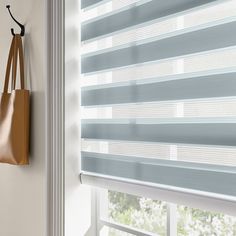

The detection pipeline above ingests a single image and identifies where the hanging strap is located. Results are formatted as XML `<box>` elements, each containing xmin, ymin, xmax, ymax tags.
<box><xmin>15</xmin><ymin>35</ymin><xmax>25</xmax><ymax>90</ymax></box>
<box><xmin>4</xmin><ymin>36</ymin><xmax>16</xmax><ymax>93</ymax></box>
<box><xmin>4</xmin><ymin>34</ymin><xmax>25</xmax><ymax>93</ymax></box>
<box><xmin>12</xmin><ymin>35</ymin><xmax>18</xmax><ymax>90</ymax></box>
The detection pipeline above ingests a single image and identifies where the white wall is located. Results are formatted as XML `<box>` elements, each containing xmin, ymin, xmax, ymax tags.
<box><xmin>0</xmin><ymin>1</ymin><xmax>46</xmax><ymax>236</ymax></box>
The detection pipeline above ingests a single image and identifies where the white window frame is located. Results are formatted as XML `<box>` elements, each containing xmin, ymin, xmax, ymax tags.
<box><xmin>84</xmin><ymin>175</ymin><xmax>236</xmax><ymax>236</ymax></box>
<box><xmin>46</xmin><ymin>0</ymin><xmax>65</xmax><ymax>236</ymax></box>
<box><xmin>82</xmin><ymin>173</ymin><xmax>236</xmax><ymax>233</ymax></box>
<box><xmin>64</xmin><ymin>0</ymin><xmax>236</xmax><ymax>236</ymax></box>
<box><xmin>96</xmin><ymin>188</ymin><xmax>176</xmax><ymax>236</ymax></box>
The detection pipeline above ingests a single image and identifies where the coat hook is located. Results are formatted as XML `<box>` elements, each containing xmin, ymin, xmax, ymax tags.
<box><xmin>6</xmin><ymin>5</ymin><xmax>25</xmax><ymax>36</ymax></box>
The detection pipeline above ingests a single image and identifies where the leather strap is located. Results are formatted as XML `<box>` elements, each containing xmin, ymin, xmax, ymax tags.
<box><xmin>17</xmin><ymin>36</ymin><xmax>25</xmax><ymax>89</ymax></box>
<box><xmin>4</xmin><ymin>34</ymin><xmax>25</xmax><ymax>93</ymax></box>
<box><xmin>12</xmin><ymin>35</ymin><xmax>18</xmax><ymax>90</ymax></box>
<box><xmin>4</xmin><ymin>36</ymin><xmax>16</xmax><ymax>93</ymax></box>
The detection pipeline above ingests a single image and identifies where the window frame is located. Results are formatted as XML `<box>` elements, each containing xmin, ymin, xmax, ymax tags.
<box><xmin>87</xmin><ymin>178</ymin><xmax>236</xmax><ymax>235</ymax></box>
<box><xmin>82</xmin><ymin>173</ymin><xmax>236</xmax><ymax>220</ymax></box>
<box><xmin>80</xmin><ymin>1</ymin><xmax>236</xmax><ymax>235</ymax></box>
<box><xmin>46</xmin><ymin>0</ymin><xmax>64</xmax><ymax>236</ymax></box>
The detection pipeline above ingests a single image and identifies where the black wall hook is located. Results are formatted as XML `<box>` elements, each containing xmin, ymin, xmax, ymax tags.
<box><xmin>6</xmin><ymin>5</ymin><xmax>25</xmax><ymax>36</ymax></box>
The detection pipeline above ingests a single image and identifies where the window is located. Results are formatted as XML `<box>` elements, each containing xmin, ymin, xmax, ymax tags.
<box><xmin>80</xmin><ymin>0</ymin><xmax>236</xmax><ymax>235</ymax></box>
<box><xmin>100</xmin><ymin>190</ymin><xmax>236</xmax><ymax>236</ymax></box>
<box><xmin>102</xmin><ymin>190</ymin><xmax>167</xmax><ymax>235</ymax></box>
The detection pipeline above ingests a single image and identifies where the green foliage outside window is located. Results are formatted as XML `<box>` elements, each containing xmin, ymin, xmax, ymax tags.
<box><xmin>108</xmin><ymin>191</ymin><xmax>236</xmax><ymax>236</ymax></box>
<box><xmin>177</xmin><ymin>206</ymin><xmax>236</xmax><ymax>236</ymax></box>
<box><xmin>108</xmin><ymin>191</ymin><xmax>167</xmax><ymax>235</ymax></box>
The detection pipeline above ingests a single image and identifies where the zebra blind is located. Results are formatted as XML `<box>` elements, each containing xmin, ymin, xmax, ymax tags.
<box><xmin>80</xmin><ymin>0</ymin><xmax>236</xmax><ymax>198</ymax></box>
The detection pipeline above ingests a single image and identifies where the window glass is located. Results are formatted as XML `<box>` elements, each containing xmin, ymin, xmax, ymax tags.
<box><xmin>106</xmin><ymin>190</ymin><xmax>236</xmax><ymax>236</ymax></box>
<box><xmin>108</xmin><ymin>191</ymin><xmax>167</xmax><ymax>235</ymax></box>
<box><xmin>177</xmin><ymin>205</ymin><xmax>236</xmax><ymax>236</ymax></box>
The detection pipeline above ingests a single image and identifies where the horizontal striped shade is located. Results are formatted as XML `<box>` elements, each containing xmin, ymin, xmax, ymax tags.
<box><xmin>80</xmin><ymin>0</ymin><xmax>236</xmax><ymax>198</ymax></box>
<box><xmin>82</xmin><ymin>118</ymin><xmax>236</xmax><ymax>146</ymax></box>
<box><xmin>81</xmin><ymin>0</ymin><xmax>109</xmax><ymax>9</ymax></box>
<box><xmin>82</xmin><ymin>0</ymin><xmax>219</xmax><ymax>41</ymax></box>
<box><xmin>82</xmin><ymin>152</ymin><xmax>236</xmax><ymax>196</ymax></box>
<box><xmin>82</xmin><ymin>19</ymin><xmax>236</xmax><ymax>73</ymax></box>
<box><xmin>82</xmin><ymin>69</ymin><xmax>236</xmax><ymax>106</ymax></box>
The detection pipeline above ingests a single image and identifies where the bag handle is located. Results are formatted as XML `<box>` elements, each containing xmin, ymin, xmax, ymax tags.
<box><xmin>4</xmin><ymin>36</ymin><xmax>15</xmax><ymax>93</ymax></box>
<box><xmin>14</xmin><ymin>35</ymin><xmax>25</xmax><ymax>90</ymax></box>
<box><xmin>12</xmin><ymin>34</ymin><xmax>18</xmax><ymax>90</ymax></box>
<box><xmin>4</xmin><ymin>34</ymin><xmax>25</xmax><ymax>93</ymax></box>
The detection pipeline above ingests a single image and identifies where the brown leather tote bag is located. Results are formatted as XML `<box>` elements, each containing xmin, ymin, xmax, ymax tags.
<box><xmin>0</xmin><ymin>35</ymin><xmax>30</xmax><ymax>165</ymax></box>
